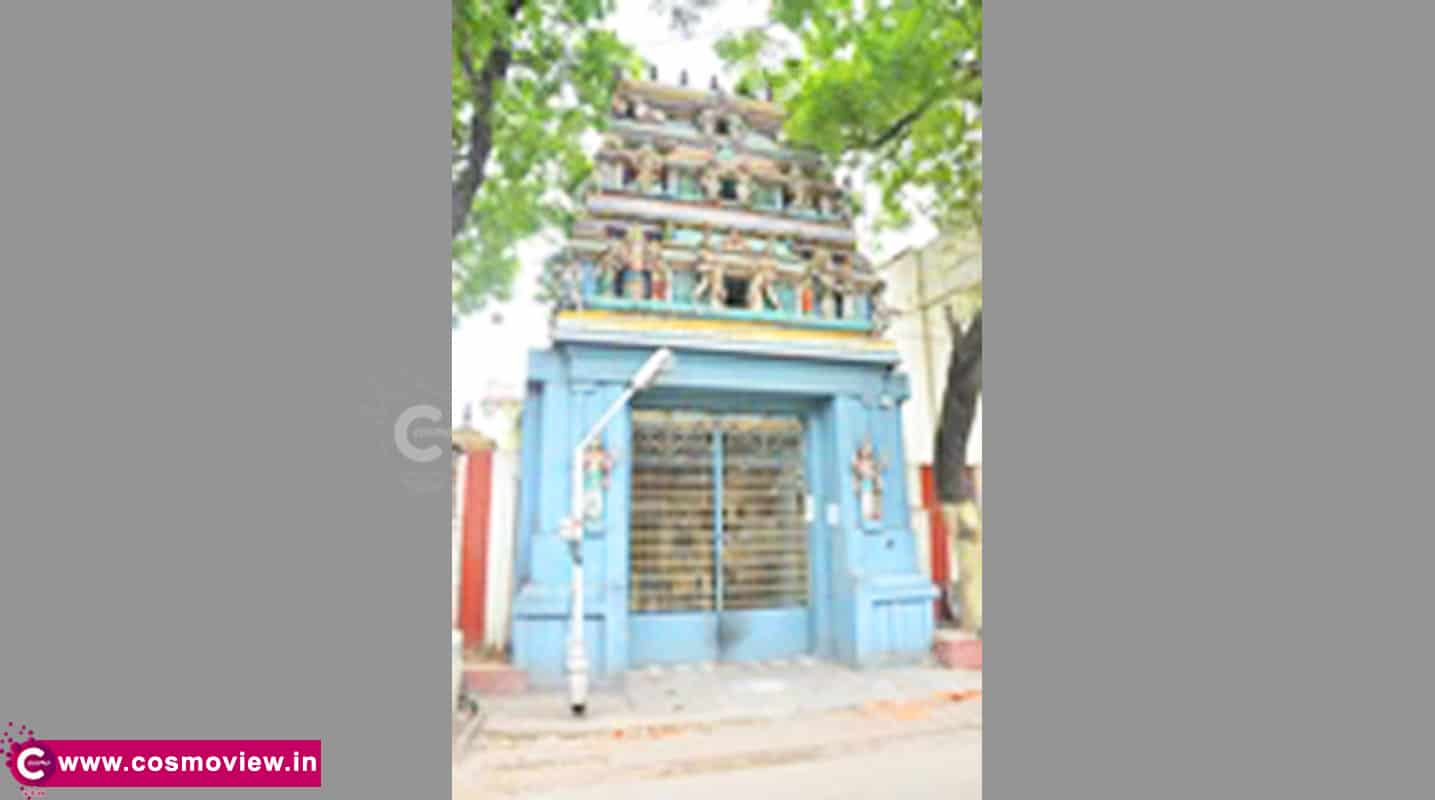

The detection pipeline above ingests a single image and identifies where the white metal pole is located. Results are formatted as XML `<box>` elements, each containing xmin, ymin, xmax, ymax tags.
<box><xmin>564</xmin><ymin>348</ymin><xmax>671</xmax><ymax>716</ymax></box>
<box><xmin>566</xmin><ymin>449</ymin><xmax>589</xmax><ymax>714</ymax></box>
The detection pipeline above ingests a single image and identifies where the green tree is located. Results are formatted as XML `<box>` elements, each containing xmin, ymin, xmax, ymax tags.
<box><xmin>718</xmin><ymin>0</ymin><xmax>981</xmax><ymax>231</ymax></box>
<box><xmin>719</xmin><ymin>0</ymin><xmax>983</xmax><ymax>504</ymax></box>
<box><xmin>452</xmin><ymin>0</ymin><xmax>639</xmax><ymax>318</ymax></box>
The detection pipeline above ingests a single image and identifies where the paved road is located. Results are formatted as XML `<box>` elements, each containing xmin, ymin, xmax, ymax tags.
<box><xmin>525</xmin><ymin>734</ymin><xmax>980</xmax><ymax>800</ymax></box>
<box><xmin>456</xmin><ymin>698</ymin><xmax>981</xmax><ymax>799</ymax></box>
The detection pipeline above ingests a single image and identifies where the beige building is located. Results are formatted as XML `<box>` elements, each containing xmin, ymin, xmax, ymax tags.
<box><xmin>879</xmin><ymin>232</ymin><xmax>982</xmax><ymax>581</ymax></box>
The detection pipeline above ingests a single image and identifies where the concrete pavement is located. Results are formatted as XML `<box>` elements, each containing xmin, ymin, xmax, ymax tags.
<box><xmin>521</xmin><ymin>731</ymin><xmax>980</xmax><ymax>800</ymax></box>
<box><xmin>455</xmin><ymin>684</ymin><xmax>982</xmax><ymax>799</ymax></box>
<box><xmin>479</xmin><ymin>657</ymin><xmax>982</xmax><ymax>737</ymax></box>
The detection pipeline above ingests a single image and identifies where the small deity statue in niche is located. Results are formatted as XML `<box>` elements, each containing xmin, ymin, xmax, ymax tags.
<box><xmin>644</xmin><ymin>230</ymin><xmax>670</xmax><ymax>301</ymax></box>
<box><xmin>807</xmin><ymin>246</ymin><xmax>831</xmax><ymax>275</ymax></box>
<box><xmin>633</xmin><ymin>144</ymin><xmax>663</xmax><ymax>195</ymax></box>
<box><xmin>692</xmin><ymin>230</ymin><xmax>728</xmax><ymax>308</ymax></box>
<box><xmin>789</xmin><ymin>179</ymin><xmax>812</xmax><ymax>212</ymax></box>
<box><xmin>594</xmin><ymin>241</ymin><xmax>622</xmax><ymax>297</ymax></box>
<box><xmin>806</xmin><ymin>248</ymin><xmax>842</xmax><ymax>318</ymax></box>
<box><xmin>696</xmin><ymin>106</ymin><xmax>720</xmax><ymax>138</ymax></box>
<box><xmin>581</xmin><ymin>441</ymin><xmax>617</xmax><ymax>523</ymax></box>
<box><xmin>833</xmin><ymin>255</ymin><xmax>859</xmax><ymax>297</ymax></box>
<box><xmin>618</xmin><ymin>226</ymin><xmax>653</xmax><ymax>299</ymax></box>
<box><xmin>869</xmin><ymin>280</ymin><xmax>895</xmax><ymax>334</ymax></box>
<box><xmin>621</xmin><ymin>226</ymin><xmax>648</xmax><ymax>273</ymax></box>
<box><xmin>800</xmin><ymin>248</ymin><xmax>829</xmax><ymax>315</ymax></box>
<box><xmin>851</xmin><ymin>439</ymin><xmax>885</xmax><ymax>522</ymax></box>
<box><xmin>747</xmin><ymin>240</ymin><xmax>783</xmax><ymax>311</ymax></box>
<box><xmin>649</xmin><ymin>256</ymin><xmax>671</xmax><ymax>302</ymax></box>
<box><xmin>559</xmin><ymin>257</ymin><xmax>584</xmax><ymax>310</ymax></box>
<box><xmin>799</xmin><ymin>274</ymin><xmax>816</xmax><ymax>314</ymax></box>
<box><xmin>610</xmin><ymin>92</ymin><xmax>633</xmax><ymax>117</ymax></box>
<box><xmin>734</xmin><ymin>169</ymin><xmax>753</xmax><ymax>206</ymax></box>
<box><xmin>595</xmin><ymin>158</ymin><xmax>623</xmax><ymax>191</ymax></box>
<box><xmin>724</xmin><ymin>113</ymin><xmax>747</xmax><ymax>139</ymax></box>
<box><xmin>819</xmin><ymin>282</ymin><xmax>839</xmax><ymax>319</ymax></box>
<box><xmin>699</xmin><ymin>161</ymin><xmax>722</xmax><ymax>200</ymax></box>
<box><xmin>633</xmin><ymin>98</ymin><xmax>666</xmax><ymax>123</ymax></box>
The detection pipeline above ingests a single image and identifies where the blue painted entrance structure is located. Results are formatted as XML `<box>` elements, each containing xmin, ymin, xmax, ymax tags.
<box><xmin>509</xmin><ymin>77</ymin><xmax>936</xmax><ymax>686</ymax></box>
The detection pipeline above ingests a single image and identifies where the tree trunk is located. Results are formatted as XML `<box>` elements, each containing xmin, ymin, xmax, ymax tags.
<box><xmin>935</xmin><ymin>309</ymin><xmax>981</xmax><ymax>631</ymax></box>
<box><xmin>933</xmin><ymin>310</ymin><xmax>981</xmax><ymax>504</ymax></box>
<box><xmin>451</xmin><ymin>0</ymin><xmax>521</xmax><ymax>239</ymax></box>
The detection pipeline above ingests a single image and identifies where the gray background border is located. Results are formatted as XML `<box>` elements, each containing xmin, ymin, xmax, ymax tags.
<box><xmin>0</xmin><ymin>2</ymin><xmax>451</xmax><ymax>798</ymax></box>
<box><xmin>3</xmin><ymin>0</ymin><xmax>1432</xmax><ymax>798</ymax></box>
<box><xmin>988</xmin><ymin>1</ymin><xmax>1432</xmax><ymax>797</ymax></box>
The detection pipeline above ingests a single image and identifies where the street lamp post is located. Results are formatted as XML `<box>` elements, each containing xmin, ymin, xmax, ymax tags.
<box><xmin>561</xmin><ymin>347</ymin><xmax>674</xmax><ymax>716</ymax></box>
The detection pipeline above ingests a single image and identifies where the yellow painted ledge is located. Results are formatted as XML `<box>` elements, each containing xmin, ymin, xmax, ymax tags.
<box><xmin>557</xmin><ymin>310</ymin><xmax>898</xmax><ymax>352</ymax></box>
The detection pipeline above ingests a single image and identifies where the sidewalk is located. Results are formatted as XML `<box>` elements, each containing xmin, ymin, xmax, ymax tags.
<box><xmin>479</xmin><ymin>656</ymin><xmax>982</xmax><ymax>737</ymax></box>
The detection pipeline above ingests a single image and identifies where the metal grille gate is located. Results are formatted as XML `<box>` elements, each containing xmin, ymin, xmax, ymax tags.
<box><xmin>629</xmin><ymin>410</ymin><xmax>811</xmax><ymax>664</ymax></box>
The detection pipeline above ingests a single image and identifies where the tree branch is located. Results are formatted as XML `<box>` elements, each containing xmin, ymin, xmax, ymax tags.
<box><xmin>855</xmin><ymin>87</ymin><xmax>944</xmax><ymax>152</ymax></box>
<box><xmin>452</xmin><ymin>0</ymin><xmax>524</xmax><ymax>238</ymax></box>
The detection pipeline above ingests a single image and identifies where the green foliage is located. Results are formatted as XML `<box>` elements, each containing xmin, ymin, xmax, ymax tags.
<box><xmin>718</xmin><ymin>0</ymin><xmax>982</xmax><ymax>232</ymax></box>
<box><xmin>452</xmin><ymin>0</ymin><xmax>640</xmax><ymax>317</ymax></box>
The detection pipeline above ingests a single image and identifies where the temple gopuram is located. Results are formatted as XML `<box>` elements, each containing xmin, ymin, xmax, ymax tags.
<box><xmin>511</xmin><ymin>75</ymin><xmax>936</xmax><ymax>685</ymax></box>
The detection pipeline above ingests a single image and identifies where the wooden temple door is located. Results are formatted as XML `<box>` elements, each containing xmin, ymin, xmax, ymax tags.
<box><xmin>628</xmin><ymin>410</ymin><xmax>812</xmax><ymax>666</ymax></box>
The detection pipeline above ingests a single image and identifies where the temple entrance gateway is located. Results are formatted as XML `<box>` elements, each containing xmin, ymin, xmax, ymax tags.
<box><xmin>511</xmin><ymin>76</ymin><xmax>937</xmax><ymax>687</ymax></box>
<box><xmin>628</xmin><ymin>410</ymin><xmax>812</xmax><ymax>665</ymax></box>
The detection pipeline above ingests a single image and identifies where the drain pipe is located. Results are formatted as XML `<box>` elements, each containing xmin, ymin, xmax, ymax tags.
<box><xmin>562</xmin><ymin>347</ymin><xmax>674</xmax><ymax>716</ymax></box>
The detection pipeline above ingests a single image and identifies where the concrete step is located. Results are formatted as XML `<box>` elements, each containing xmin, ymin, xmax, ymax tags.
<box><xmin>466</xmin><ymin>663</ymin><xmax>529</xmax><ymax>695</ymax></box>
<box><xmin>934</xmin><ymin>630</ymin><xmax>982</xmax><ymax>670</ymax></box>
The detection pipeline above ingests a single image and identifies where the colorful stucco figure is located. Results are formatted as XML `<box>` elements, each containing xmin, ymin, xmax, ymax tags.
<box><xmin>622</xmin><ymin>226</ymin><xmax>647</xmax><ymax>272</ymax></box>
<box><xmin>633</xmin><ymin>144</ymin><xmax>663</xmax><ymax>195</ymax></box>
<box><xmin>648</xmin><ymin>241</ymin><xmax>671</xmax><ymax>302</ymax></box>
<box><xmin>869</xmin><ymin>280</ymin><xmax>894</xmax><ymax>334</ymax></box>
<box><xmin>594</xmin><ymin>235</ymin><xmax>625</xmax><ymax>297</ymax></box>
<box><xmin>581</xmin><ymin>441</ymin><xmax>616</xmax><ymax>523</ymax></box>
<box><xmin>692</xmin><ymin>230</ymin><xmax>727</xmax><ymax>308</ymax></box>
<box><xmin>734</xmin><ymin>166</ymin><xmax>753</xmax><ymax>206</ymax></box>
<box><xmin>787</xmin><ymin>175</ymin><xmax>811</xmax><ymax>212</ymax></box>
<box><xmin>818</xmin><ymin>270</ymin><xmax>841</xmax><ymax>319</ymax></box>
<box><xmin>852</xmin><ymin>439</ymin><xmax>885</xmax><ymax>521</ymax></box>
<box><xmin>561</xmin><ymin>257</ymin><xmax>584</xmax><ymax>310</ymax></box>
<box><xmin>805</xmin><ymin>247</ymin><xmax>834</xmax><ymax>317</ymax></box>
<box><xmin>747</xmin><ymin>240</ymin><xmax>782</xmax><ymax>311</ymax></box>
<box><xmin>633</xmin><ymin>97</ymin><xmax>666</xmax><ymax>123</ymax></box>
<box><xmin>699</xmin><ymin>160</ymin><xmax>722</xmax><ymax>200</ymax></box>
<box><xmin>696</xmin><ymin>106</ymin><xmax>720</xmax><ymax>138</ymax></box>
<box><xmin>620</xmin><ymin>227</ymin><xmax>649</xmax><ymax>299</ymax></box>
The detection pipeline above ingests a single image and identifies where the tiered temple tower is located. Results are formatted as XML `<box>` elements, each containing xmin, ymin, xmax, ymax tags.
<box><xmin>512</xmin><ymin>76</ymin><xmax>936</xmax><ymax>685</ymax></box>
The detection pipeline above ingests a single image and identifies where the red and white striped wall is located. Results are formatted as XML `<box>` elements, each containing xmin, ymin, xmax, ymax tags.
<box><xmin>452</xmin><ymin>446</ymin><xmax>519</xmax><ymax>653</ymax></box>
